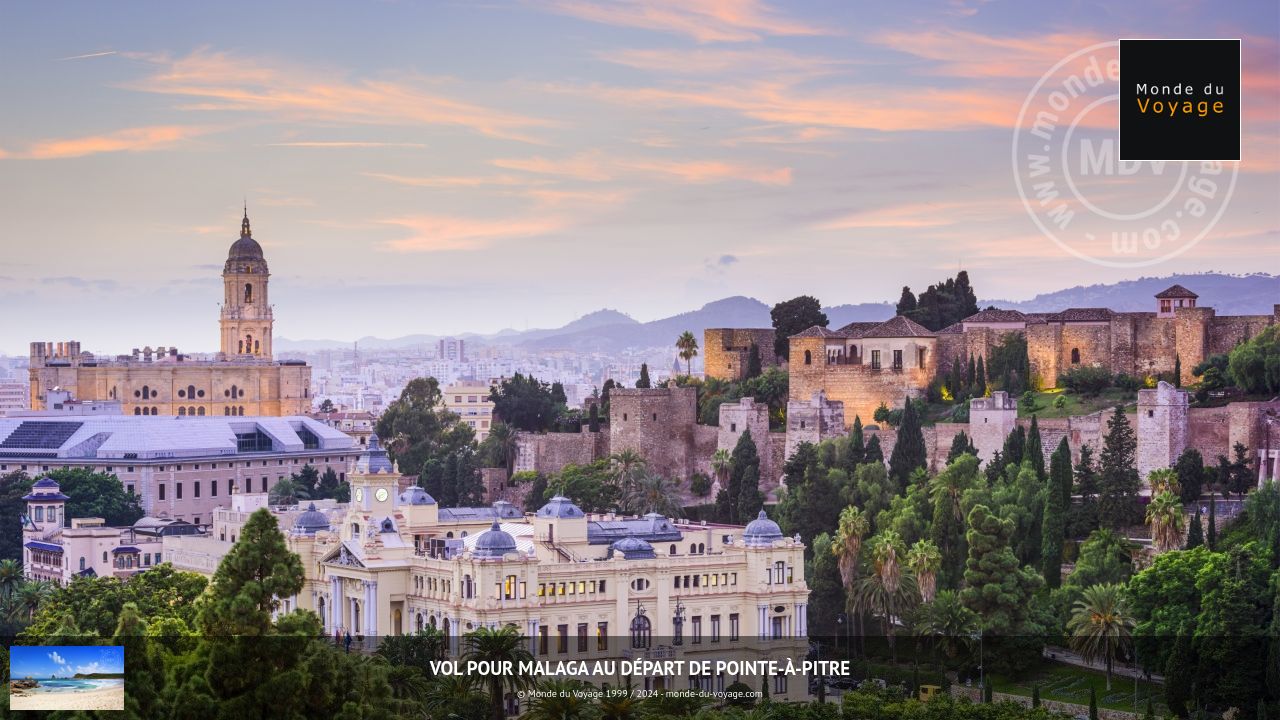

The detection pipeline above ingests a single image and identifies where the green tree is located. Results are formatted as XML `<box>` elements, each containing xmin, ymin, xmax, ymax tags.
<box><xmin>46</xmin><ymin>467</ymin><xmax>145</xmax><ymax>527</ymax></box>
<box><xmin>676</xmin><ymin>331</ymin><xmax>699</xmax><ymax>376</ymax></box>
<box><xmin>1174</xmin><ymin>447</ymin><xmax>1204</xmax><ymax>504</ymax></box>
<box><xmin>906</xmin><ymin>539</ymin><xmax>941</xmax><ymax>603</ymax></box>
<box><xmin>1041</xmin><ymin>438</ymin><xmax>1071</xmax><ymax>588</ymax></box>
<box><xmin>989</xmin><ymin>332</ymin><xmax>1032</xmax><ymax>395</ymax></box>
<box><xmin>487</xmin><ymin>373</ymin><xmax>565</xmax><ymax>433</ymax></box>
<box><xmin>888</xmin><ymin>397</ymin><xmax>927</xmax><ymax>491</ymax></box>
<box><xmin>1097</xmin><ymin>406</ymin><xmax>1140</xmax><ymax>530</ymax></box>
<box><xmin>960</xmin><ymin>504</ymin><xmax>1044</xmax><ymax>671</ymax></box>
<box><xmin>317</xmin><ymin>398</ymin><xmax>336</xmax><ymax>413</ymax></box>
<box><xmin>1227</xmin><ymin>324</ymin><xmax>1280</xmax><ymax>394</ymax></box>
<box><xmin>588</xmin><ymin>403</ymin><xmax>600</xmax><ymax>432</ymax></box>
<box><xmin>746</xmin><ymin>343</ymin><xmax>763</xmax><ymax>379</ymax></box>
<box><xmin>1067</xmin><ymin>529</ymin><xmax>1134</xmax><ymax>588</ymax></box>
<box><xmin>865</xmin><ymin>434</ymin><xmax>884</xmax><ymax>464</ymax></box>
<box><xmin>947</xmin><ymin>431</ymin><xmax>977</xmax><ymax>464</ymax></box>
<box><xmin>896</xmin><ymin>286</ymin><xmax>918</xmax><ymax>315</ymax></box>
<box><xmin>930</xmin><ymin>454</ymin><xmax>982</xmax><ymax>590</ymax></box>
<box><xmin>770</xmin><ymin>295</ymin><xmax>828</xmax><ymax>359</ymax></box>
<box><xmin>727</xmin><ymin>429</ymin><xmax>760</xmax><ymax>524</ymax></box>
<box><xmin>899</xmin><ymin>272</ymin><xmax>979</xmax><ymax>331</ymax></box>
<box><xmin>269</xmin><ymin>477</ymin><xmax>308</xmax><ymax>505</ymax></box>
<box><xmin>1025</xmin><ymin>416</ymin><xmax>1045</xmax><ymax>479</ymax></box>
<box><xmin>1206</xmin><ymin>493</ymin><xmax>1217</xmax><ymax>550</ymax></box>
<box><xmin>377</xmin><ymin>377</ymin><xmax>476</xmax><ymax>475</ymax></box>
<box><xmin>833</xmin><ymin>505</ymin><xmax>869</xmax><ymax>590</ymax></box>
<box><xmin>1145</xmin><ymin>490</ymin><xmax>1185</xmax><ymax>553</ymax></box>
<box><xmin>851</xmin><ymin>530</ymin><xmax>918</xmax><ymax>655</ymax></box>
<box><xmin>463</xmin><ymin>625</ymin><xmax>534</xmax><ymax>720</ymax></box>
<box><xmin>636</xmin><ymin>363</ymin><xmax>652</xmax><ymax>389</ymax></box>
<box><xmin>1068</xmin><ymin>584</ymin><xmax>1133</xmax><ymax>690</ymax></box>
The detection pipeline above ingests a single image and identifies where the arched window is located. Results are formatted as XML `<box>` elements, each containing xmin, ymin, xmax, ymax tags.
<box><xmin>670</xmin><ymin>544</ymin><xmax>677</xmax><ymax>556</ymax></box>
<box><xmin>142</xmin><ymin>385</ymin><xmax>151</xmax><ymax>399</ymax></box>
<box><xmin>630</xmin><ymin>613</ymin><xmax>652</xmax><ymax>649</ymax></box>
<box><xmin>245</xmin><ymin>334</ymin><xmax>254</xmax><ymax>354</ymax></box>
<box><xmin>254</xmin><ymin>339</ymin><xmax>260</xmax><ymax>354</ymax></box>
<box><xmin>178</xmin><ymin>407</ymin><xmax>186</xmax><ymax>416</ymax></box>
<box><xmin>416</xmin><ymin>614</ymin><xmax>423</xmax><ymax>633</ymax></box>
<box><xmin>79</xmin><ymin>557</ymin><xmax>85</xmax><ymax>571</ymax></box>
<box><xmin>463</xmin><ymin>575</ymin><xmax>474</xmax><ymax>599</ymax></box>
<box><xmin>244</xmin><ymin>283</ymin><xmax>253</xmax><ymax>303</ymax></box>
<box><xmin>187</xmin><ymin>385</ymin><xmax>196</xmax><ymax>400</ymax></box>
<box><xmin>698</xmin><ymin>543</ymin><xmax>705</xmax><ymax>554</ymax></box>
<box><xmin>188</xmin><ymin>406</ymin><xmax>196</xmax><ymax>416</ymax></box>
<box><xmin>102</xmin><ymin>551</ymin><xmax>108</xmax><ymax>563</ymax></box>
<box><xmin>134</xmin><ymin>407</ymin><xmax>142</xmax><ymax>416</ymax></box>
<box><xmin>1071</xmin><ymin>348</ymin><xmax>1081</xmax><ymax>364</ymax></box>
<box><xmin>803</xmin><ymin>350</ymin><xmax>812</xmax><ymax>365</ymax></box>
<box><xmin>197</xmin><ymin>407</ymin><xmax>205</xmax><ymax>416</ymax></box>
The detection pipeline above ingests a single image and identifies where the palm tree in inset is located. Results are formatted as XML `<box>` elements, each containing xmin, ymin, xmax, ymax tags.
<box><xmin>676</xmin><ymin>331</ymin><xmax>699</xmax><ymax>376</ymax></box>
<box><xmin>1145</xmin><ymin>490</ymin><xmax>1186</xmax><ymax>553</ymax></box>
<box><xmin>1067</xmin><ymin>583</ymin><xmax>1134</xmax><ymax>691</ymax></box>
<box><xmin>462</xmin><ymin>625</ymin><xmax>535</xmax><ymax>720</ymax></box>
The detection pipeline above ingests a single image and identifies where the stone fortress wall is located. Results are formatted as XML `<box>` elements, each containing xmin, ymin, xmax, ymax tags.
<box><xmin>703</xmin><ymin>328</ymin><xmax>778</xmax><ymax>382</ymax></box>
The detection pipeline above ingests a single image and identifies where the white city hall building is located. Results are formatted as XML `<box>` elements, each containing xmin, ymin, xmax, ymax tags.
<box><xmin>163</xmin><ymin>435</ymin><xmax>812</xmax><ymax>702</ymax></box>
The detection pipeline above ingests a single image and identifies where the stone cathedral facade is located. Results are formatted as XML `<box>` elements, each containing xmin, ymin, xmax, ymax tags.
<box><xmin>27</xmin><ymin>209</ymin><xmax>312</xmax><ymax>417</ymax></box>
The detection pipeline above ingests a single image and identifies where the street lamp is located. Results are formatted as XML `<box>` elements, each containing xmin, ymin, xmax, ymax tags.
<box><xmin>836</xmin><ymin>613</ymin><xmax>845</xmax><ymax>658</ymax></box>
<box><xmin>672</xmin><ymin>597</ymin><xmax>685</xmax><ymax>646</ymax></box>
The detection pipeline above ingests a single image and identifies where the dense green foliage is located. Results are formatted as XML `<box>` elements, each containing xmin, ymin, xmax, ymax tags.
<box><xmin>895</xmin><ymin>271</ymin><xmax>979</xmax><ymax>332</ymax></box>
<box><xmin>771</xmin><ymin>295</ymin><xmax>828</xmax><ymax>359</ymax></box>
<box><xmin>376</xmin><ymin>377</ymin><xmax>477</xmax><ymax>476</ymax></box>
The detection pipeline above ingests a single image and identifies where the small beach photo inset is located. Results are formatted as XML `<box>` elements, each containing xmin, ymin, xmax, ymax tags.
<box><xmin>9</xmin><ymin>645</ymin><xmax>124</xmax><ymax>711</ymax></box>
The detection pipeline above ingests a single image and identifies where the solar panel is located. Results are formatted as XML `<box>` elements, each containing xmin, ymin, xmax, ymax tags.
<box><xmin>0</xmin><ymin>421</ymin><xmax>84</xmax><ymax>450</ymax></box>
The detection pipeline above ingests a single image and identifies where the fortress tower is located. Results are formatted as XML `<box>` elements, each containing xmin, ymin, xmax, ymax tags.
<box><xmin>1137</xmin><ymin>380</ymin><xmax>1189</xmax><ymax>489</ymax></box>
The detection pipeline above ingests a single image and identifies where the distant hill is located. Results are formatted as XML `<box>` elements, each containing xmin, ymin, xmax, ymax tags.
<box><xmin>985</xmin><ymin>273</ymin><xmax>1278</xmax><ymax>315</ymax></box>
<box><xmin>275</xmin><ymin>273</ymin><xmax>1277</xmax><ymax>353</ymax></box>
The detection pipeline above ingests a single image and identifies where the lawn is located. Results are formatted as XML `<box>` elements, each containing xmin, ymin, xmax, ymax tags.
<box><xmin>1018</xmin><ymin>388</ymin><xmax>1136</xmax><ymax>419</ymax></box>
<box><xmin>992</xmin><ymin>661</ymin><xmax>1165</xmax><ymax>714</ymax></box>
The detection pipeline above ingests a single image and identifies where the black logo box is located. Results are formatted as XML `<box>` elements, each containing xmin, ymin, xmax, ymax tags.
<box><xmin>1119</xmin><ymin>39</ymin><xmax>1241</xmax><ymax>161</ymax></box>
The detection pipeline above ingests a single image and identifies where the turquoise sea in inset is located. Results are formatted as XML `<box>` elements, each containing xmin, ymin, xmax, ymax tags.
<box><xmin>18</xmin><ymin>678</ymin><xmax>123</xmax><ymax>694</ymax></box>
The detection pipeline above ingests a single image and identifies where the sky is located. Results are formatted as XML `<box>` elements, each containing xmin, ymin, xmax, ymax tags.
<box><xmin>9</xmin><ymin>645</ymin><xmax>124</xmax><ymax>679</ymax></box>
<box><xmin>0</xmin><ymin>0</ymin><xmax>1277</xmax><ymax>355</ymax></box>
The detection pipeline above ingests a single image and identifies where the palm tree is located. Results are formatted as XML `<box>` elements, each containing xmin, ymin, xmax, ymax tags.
<box><xmin>423</xmin><ymin>674</ymin><xmax>486</xmax><ymax>717</ymax></box>
<box><xmin>486</xmin><ymin>421</ymin><xmax>519</xmax><ymax>475</ymax></box>
<box><xmin>462</xmin><ymin>625</ymin><xmax>535</xmax><ymax>720</ymax></box>
<box><xmin>870</xmin><ymin>530</ymin><xmax>905</xmax><ymax>593</ymax></box>
<box><xmin>832</xmin><ymin>506</ymin><xmax>869</xmax><ymax>588</ymax></box>
<box><xmin>906</xmin><ymin>539</ymin><xmax>942</xmax><ymax>603</ymax></box>
<box><xmin>676</xmin><ymin>331</ymin><xmax>699</xmax><ymax>376</ymax></box>
<box><xmin>598</xmin><ymin>692</ymin><xmax>639</xmax><ymax>720</ymax></box>
<box><xmin>0</xmin><ymin>559</ymin><xmax>22</xmax><ymax>599</ymax></box>
<box><xmin>1067</xmin><ymin>583</ymin><xmax>1134</xmax><ymax>691</ymax></box>
<box><xmin>9</xmin><ymin>580</ymin><xmax>54</xmax><ymax>622</ymax></box>
<box><xmin>1145</xmin><ymin>490</ymin><xmax>1186</xmax><ymax>553</ymax></box>
<box><xmin>851</xmin><ymin>530</ymin><xmax>919</xmax><ymax>658</ymax></box>
<box><xmin>609</xmin><ymin>449</ymin><xmax>647</xmax><ymax>492</ymax></box>
<box><xmin>711</xmin><ymin>449</ymin><xmax>732</xmax><ymax>493</ymax></box>
<box><xmin>912</xmin><ymin>590</ymin><xmax>978</xmax><ymax>661</ymax></box>
<box><xmin>624</xmin><ymin>472</ymin><xmax>684</xmax><ymax>517</ymax></box>
<box><xmin>1146</xmin><ymin>468</ymin><xmax>1181</xmax><ymax>497</ymax></box>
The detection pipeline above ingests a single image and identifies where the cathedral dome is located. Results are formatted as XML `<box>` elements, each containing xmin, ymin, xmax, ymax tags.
<box><xmin>226</xmin><ymin>209</ymin><xmax>267</xmax><ymax>268</ymax></box>
<box><xmin>742</xmin><ymin>510</ymin><xmax>783</xmax><ymax>547</ymax></box>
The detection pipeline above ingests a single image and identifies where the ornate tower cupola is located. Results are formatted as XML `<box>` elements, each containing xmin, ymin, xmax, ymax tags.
<box><xmin>220</xmin><ymin>205</ymin><xmax>274</xmax><ymax>358</ymax></box>
<box><xmin>348</xmin><ymin>434</ymin><xmax>400</xmax><ymax>516</ymax></box>
<box><xmin>22</xmin><ymin>477</ymin><xmax>69</xmax><ymax>539</ymax></box>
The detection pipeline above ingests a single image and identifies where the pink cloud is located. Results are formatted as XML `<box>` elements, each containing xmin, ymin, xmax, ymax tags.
<box><xmin>124</xmin><ymin>49</ymin><xmax>552</xmax><ymax>142</ymax></box>
<box><xmin>492</xmin><ymin>150</ymin><xmax>792</xmax><ymax>185</ymax></box>
<box><xmin>15</xmin><ymin>125</ymin><xmax>207</xmax><ymax>159</ymax></box>
<box><xmin>541</xmin><ymin>0</ymin><xmax>835</xmax><ymax>43</ymax></box>
<box><xmin>380</xmin><ymin>214</ymin><xmax>570</xmax><ymax>252</ymax></box>
<box><xmin>362</xmin><ymin>172</ymin><xmax>550</xmax><ymax>188</ymax></box>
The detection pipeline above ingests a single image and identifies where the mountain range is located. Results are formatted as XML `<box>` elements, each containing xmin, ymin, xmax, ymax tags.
<box><xmin>275</xmin><ymin>273</ymin><xmax>1278</xmax><ymax>354</ymax></box>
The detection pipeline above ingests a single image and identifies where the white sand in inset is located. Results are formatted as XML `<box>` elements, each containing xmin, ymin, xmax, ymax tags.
<box><xmin>10</xmin><ymin>685</ymin><xmax>125</xmax><ymax>711</ymax></box>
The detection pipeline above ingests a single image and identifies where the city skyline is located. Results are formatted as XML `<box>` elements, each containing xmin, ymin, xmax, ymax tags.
<box><xmin>1</xmin><ymin>0</ymin><xmax>1277</xmax><ymax>355</ymax></box>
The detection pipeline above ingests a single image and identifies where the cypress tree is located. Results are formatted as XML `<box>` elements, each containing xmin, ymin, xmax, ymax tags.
<box><xmin>1088</xmin><ymin>687</ymin><xmax>1098</xmax><ymax>720</ymax></box>
<box><xmin>985</xmin><ymin>450</ymin><xmax>1005</xmax><ymax>485</ymax></box>
<box><xmin>947</xmin><ymin>431</ymin><xmax>977</xmax><ymax>464</ymax></box>
<box><xmin>636</xmin><ymin>363</ymin><xmax>651</xmax><ymax>389</ymax></box>
<box><xmin>1185</xmin><ymin>509</ymin><xmax>1203</xmax><ymax>549</ymax></box>
<box><xmin>1003</xmin><ymin>426</ymin><xmax>1026</xmax><ymax>471</ymax></box>
<box><xmin>967</xmin><ymin>354</ymin><xmax>976</xmax><ymax>390</ymax></box>
<box><xmin>847</xmin><ymin>416</ymin><xmax>866</xmax><ymax>469</ymax></box>
<box><xmin>1025</xmin><ymin>415</ymin><xmax>1045</xmax><ymax>480</ymax></box>
<box><xmin>889</xmin><ymin>398</ymin><xmax>927</xmax><ymax>491</ymax></box>
<box><xmin>1174</xmin><ymin>356</ymin><xmax>1182</xmax><ymax>388</ymax></box>
<box><xmin>1041</xmin><ymin>437</ymin><xmax>1071</xmax><ymax>588</ymax></box>
<box><xmin>951</xmin><ymin>356</ymin><xmax>964</xmax><ymax>398</ymax></box>
<box><xmin>1207</xmin><ymin>495</ymin><xmax>1217</xmax><ymax>549</ymax></box>
<box><xmin>975</xmin><ymin>356</ymin><xmax>987</xmax><ymax>396</ymax></box>
<box><xmin>728</xmin><ymin>429</ymin><xmax>760</xmax><ymax>523</ymax></box>
<box><xmin>1097</xmin><ymin>406</ymin><xmax>1140</xmax><ymax>530</ymax></box>
<box><xmin>746</xmin><ymin>343</ymin><xmax>763</xmax><ymax>379</ymax></box>
<box><xmin>738</xmin><ymin>465</ymin><xmax>763</xmax><ymax>521</ymax></box>
<box><xmin>588</xmin><ymin>403</ymin><xmax>600</xmax><ymax>432</ymax></box>
<box><xmin>865</xmin><ymin>434</ymin><xmax>884</xmax><ymax>464</ymax></box>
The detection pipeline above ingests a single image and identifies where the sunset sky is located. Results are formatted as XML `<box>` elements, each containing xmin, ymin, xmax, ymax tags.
<box><xmin>1</xmin><ymin>0</ymin><xmax>1277</xmax><ymax>354</ymax></box>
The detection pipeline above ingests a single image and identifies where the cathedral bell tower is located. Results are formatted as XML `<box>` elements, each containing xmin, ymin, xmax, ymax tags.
<box><xmin>220</xmin><ymin>206</ymin><xmax>274</xmax><ymax>358</ymax></box>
